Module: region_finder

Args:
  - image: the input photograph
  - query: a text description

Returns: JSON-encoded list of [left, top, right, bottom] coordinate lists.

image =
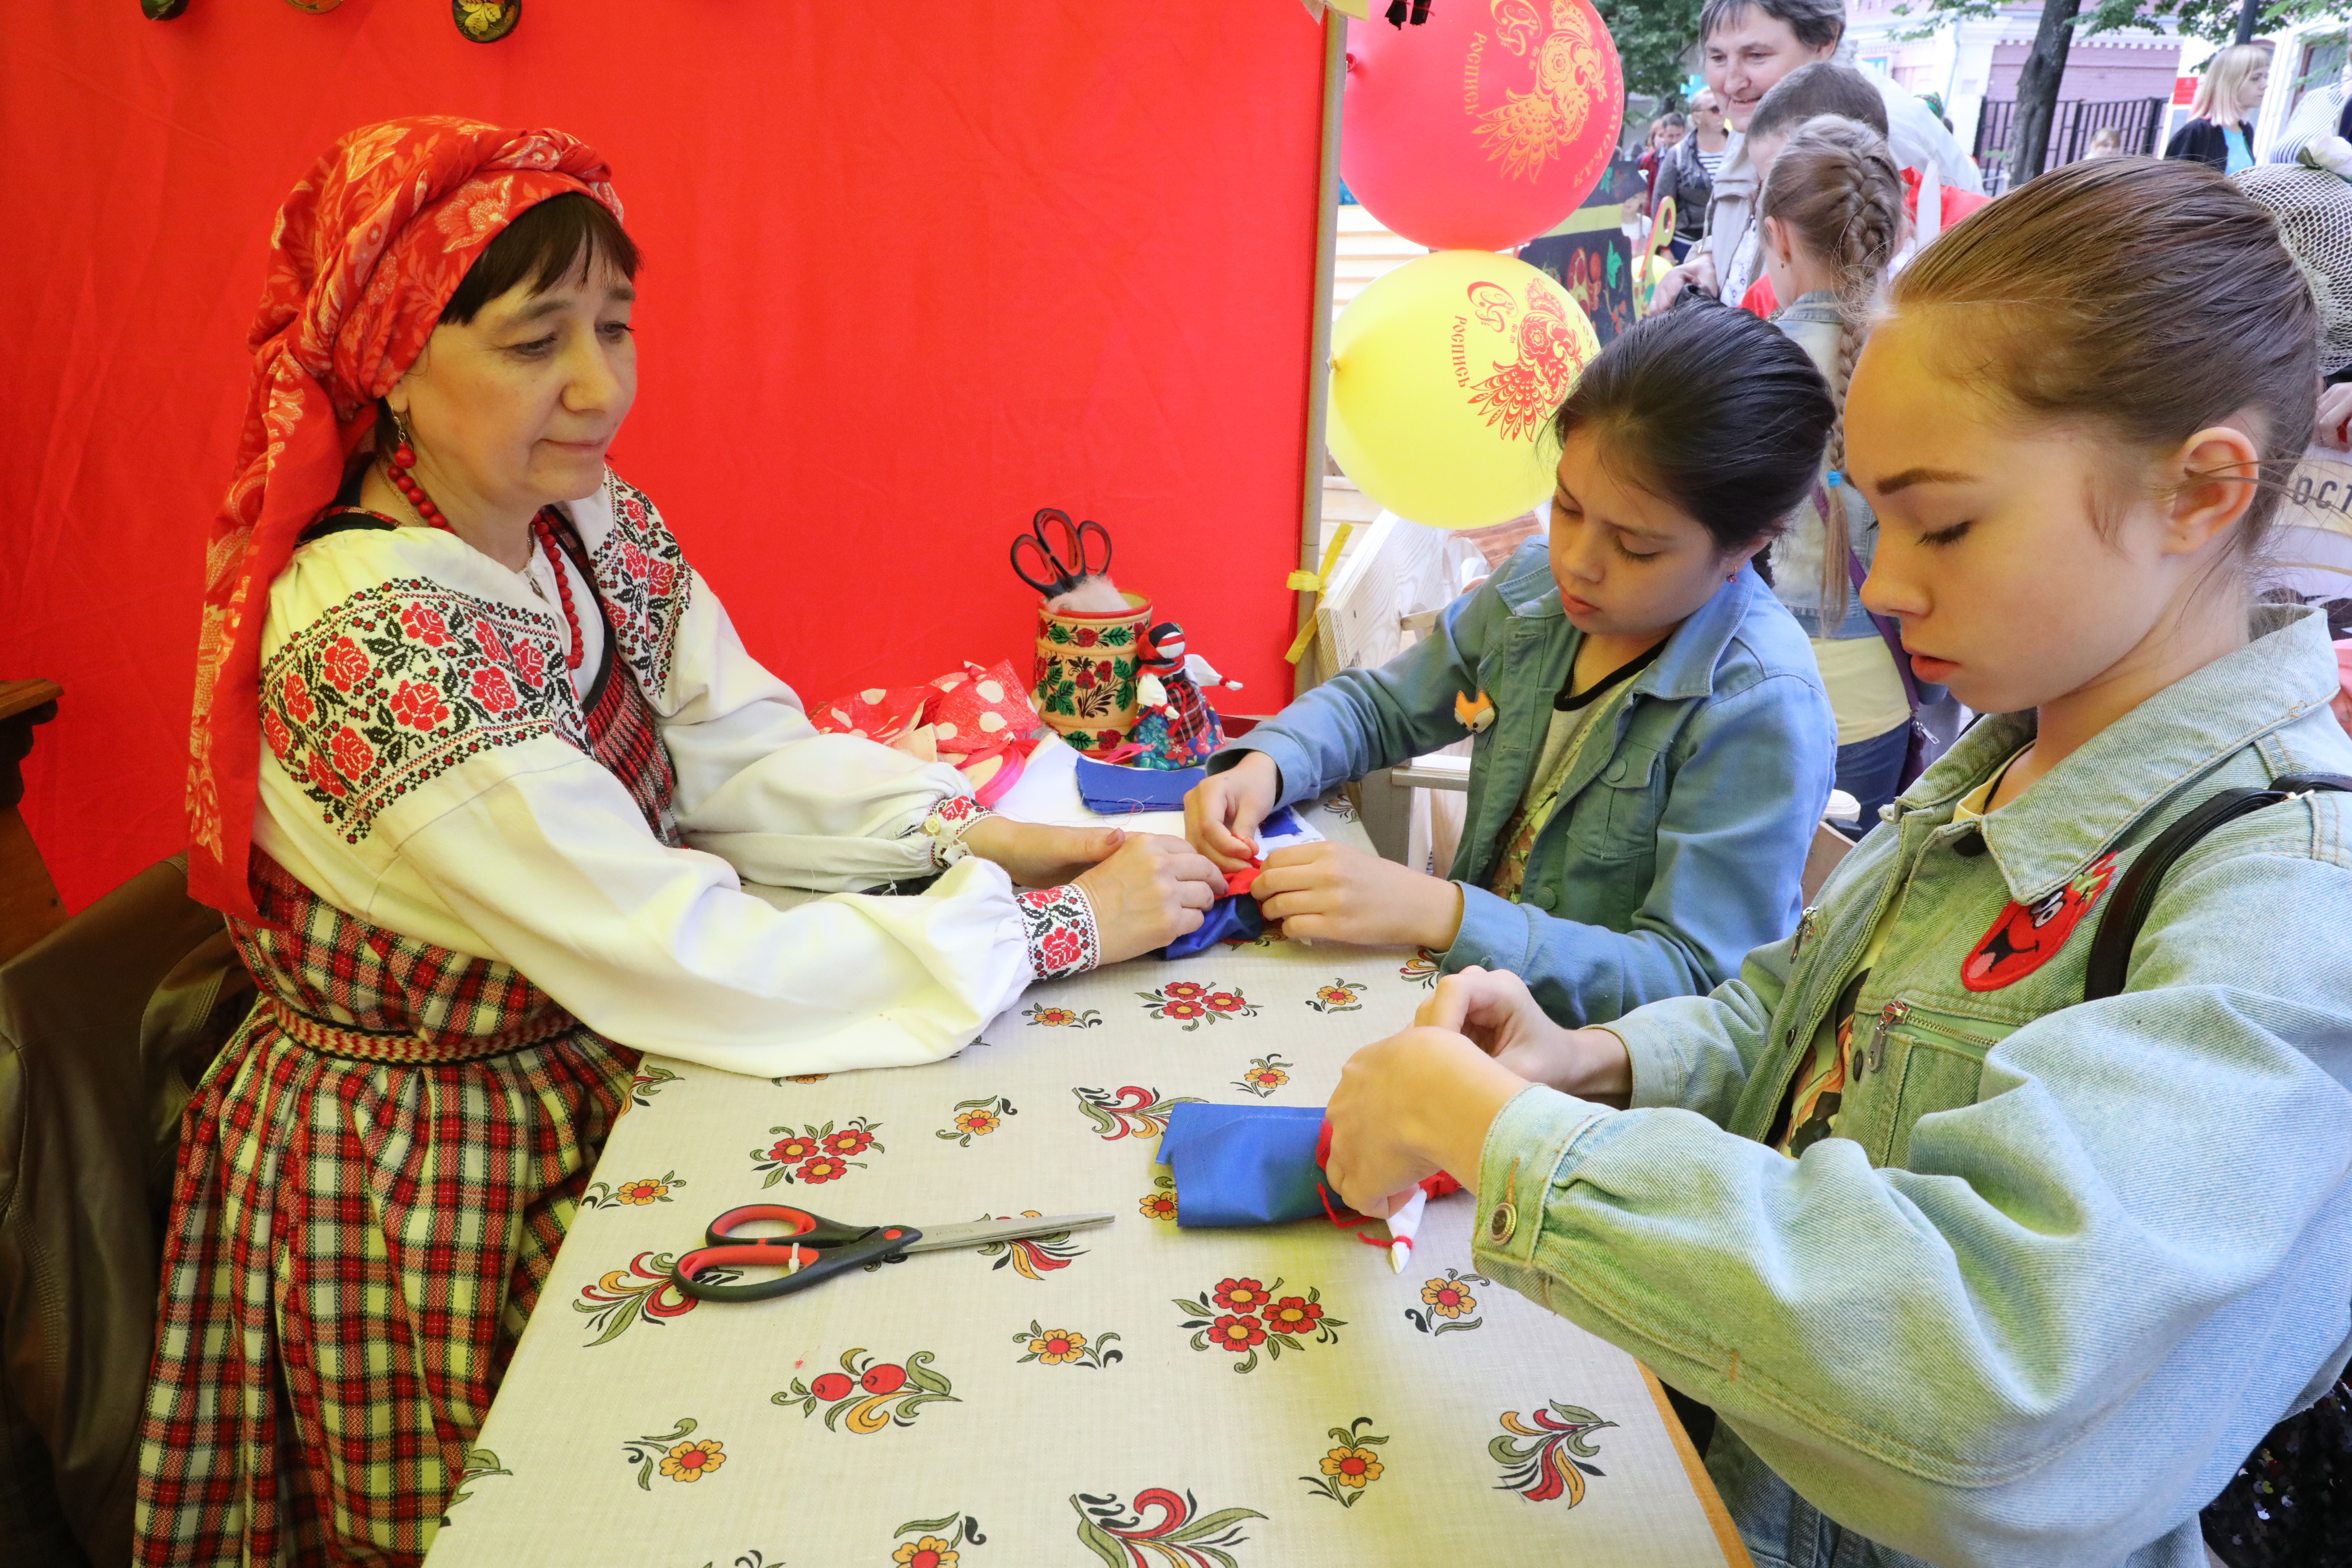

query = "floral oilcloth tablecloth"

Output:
[[425, 810, 1750, 1568]]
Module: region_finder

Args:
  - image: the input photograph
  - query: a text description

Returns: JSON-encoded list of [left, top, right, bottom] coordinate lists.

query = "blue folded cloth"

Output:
[[1158, 1103, 1329, 1228], [1074, 756, 1201, 813], [1161, 890, 1265, 959]]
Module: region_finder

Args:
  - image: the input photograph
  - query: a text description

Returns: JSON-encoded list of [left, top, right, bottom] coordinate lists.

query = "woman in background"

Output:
[[2167, 43, 2271, 172]]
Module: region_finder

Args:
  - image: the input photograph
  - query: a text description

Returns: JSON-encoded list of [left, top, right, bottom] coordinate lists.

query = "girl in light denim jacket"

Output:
[[1184, 308, 1839, 1027], [1757, 115, 1924, 828], [1323, 159, 2352, 1568]]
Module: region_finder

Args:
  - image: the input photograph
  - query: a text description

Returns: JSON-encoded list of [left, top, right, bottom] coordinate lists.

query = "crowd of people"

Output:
[[114, 4, 2352, 1567]]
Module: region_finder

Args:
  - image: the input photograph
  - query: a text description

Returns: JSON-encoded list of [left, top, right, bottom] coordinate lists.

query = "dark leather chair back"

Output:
[[0, 855, 253, 1567]]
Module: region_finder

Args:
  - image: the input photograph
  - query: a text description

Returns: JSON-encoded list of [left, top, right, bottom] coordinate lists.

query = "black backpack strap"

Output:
[[2082, 772, 2352, 1001], [298, 507, 400, 545]]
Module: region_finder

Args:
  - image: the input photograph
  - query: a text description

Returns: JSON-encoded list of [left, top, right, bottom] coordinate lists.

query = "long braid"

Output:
[[1759, 116, 1904, 621]]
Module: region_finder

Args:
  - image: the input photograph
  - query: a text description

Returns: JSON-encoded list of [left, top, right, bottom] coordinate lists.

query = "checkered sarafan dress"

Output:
[[137, 537, 674, 1568]]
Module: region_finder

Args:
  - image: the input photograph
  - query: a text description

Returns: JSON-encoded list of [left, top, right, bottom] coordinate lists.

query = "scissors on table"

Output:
[[1010, 506, 1114, 597], [670, 1203, 1116, 1302]]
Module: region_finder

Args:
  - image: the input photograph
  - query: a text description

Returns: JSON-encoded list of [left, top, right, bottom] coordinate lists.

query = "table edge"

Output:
[[1639, 1361, 1756, 1568]]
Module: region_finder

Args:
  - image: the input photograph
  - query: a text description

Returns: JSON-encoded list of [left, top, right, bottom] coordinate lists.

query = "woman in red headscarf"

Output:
[[145, 118, 1220, 1566]]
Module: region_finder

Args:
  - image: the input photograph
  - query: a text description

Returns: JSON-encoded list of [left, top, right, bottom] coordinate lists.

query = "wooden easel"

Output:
[[0, 679, 65, 965]]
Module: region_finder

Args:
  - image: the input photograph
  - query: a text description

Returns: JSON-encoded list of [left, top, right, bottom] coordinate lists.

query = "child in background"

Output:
[[1756, 116, 1917, 829], [1322, 156, 2352, 1568], [1184, 308, 1838, 1028]]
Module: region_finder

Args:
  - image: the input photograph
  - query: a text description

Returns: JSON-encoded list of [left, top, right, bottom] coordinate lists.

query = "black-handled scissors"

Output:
[[1010, 507, 1114, 597], [670, 1203, 1116, 1303]]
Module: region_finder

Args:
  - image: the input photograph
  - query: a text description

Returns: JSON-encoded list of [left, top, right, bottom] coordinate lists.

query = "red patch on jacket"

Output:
[[1961, 853, 2118, 991]]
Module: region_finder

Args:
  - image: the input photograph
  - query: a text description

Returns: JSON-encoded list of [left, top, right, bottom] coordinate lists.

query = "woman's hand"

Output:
[[1419, 968, 1633, 1107], [1074, 832, 1226, 966], [1645, 249, 1715, 314], [1184, 752, 1281, 872], [960, 817, 1124, 888], [1321, 1026, 1528, 1218], [1252, 842, 1465, 950], [2316, 383, 2352, 451]]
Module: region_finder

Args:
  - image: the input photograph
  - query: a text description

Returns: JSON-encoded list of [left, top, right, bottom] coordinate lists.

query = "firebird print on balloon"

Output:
[[1462, 281, 1591, 442], [773, 1348, 959, 1433], [1069, 1488, 1264, 1568], [1962, 851, 2117, 991], [1491, 1400, 1618, 1505], [1174, 1277, 1348, 1374], [1476, 0, 1612, 182], [1073, 1084, 1203, 1141]]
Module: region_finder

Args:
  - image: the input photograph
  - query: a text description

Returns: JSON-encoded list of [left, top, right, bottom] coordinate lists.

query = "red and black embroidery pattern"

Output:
[[591, 475, 693, 707], [260, 577, 576, 842], [1019, 884, 1100, 982], [1962, 852, 2117, 991]]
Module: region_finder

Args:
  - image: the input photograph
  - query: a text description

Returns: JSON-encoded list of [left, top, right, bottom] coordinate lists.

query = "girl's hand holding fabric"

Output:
[[1323, 1027, 1528, 1217], [2316, 383, 2352, 451], [1419, 967, 1633, 1108], [1184, 751, 1280, 871], [1073, 832, 1225, 965], [961, 817, 1128, 887], [1252, 841, 1466, 950]]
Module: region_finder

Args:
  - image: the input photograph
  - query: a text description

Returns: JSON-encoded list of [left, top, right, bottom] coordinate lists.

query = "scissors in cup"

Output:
[[1009, 506, 1114, 597], [670, 1203, 1116, 1302]]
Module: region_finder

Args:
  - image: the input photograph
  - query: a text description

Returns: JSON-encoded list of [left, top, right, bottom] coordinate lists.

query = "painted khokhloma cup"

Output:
[[1033, 594, 1150, 755]]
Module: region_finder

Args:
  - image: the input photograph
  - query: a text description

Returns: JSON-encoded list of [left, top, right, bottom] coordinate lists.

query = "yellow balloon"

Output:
[[1328, 249, 1600, 530]]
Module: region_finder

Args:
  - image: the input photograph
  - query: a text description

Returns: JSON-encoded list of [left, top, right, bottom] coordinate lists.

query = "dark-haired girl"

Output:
[[1184, 307, 1839, 1025], [1325, 157, 2352, 1568]]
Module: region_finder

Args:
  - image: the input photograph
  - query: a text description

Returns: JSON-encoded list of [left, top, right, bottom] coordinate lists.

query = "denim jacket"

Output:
[[1769, 292, 1879, 642], [1468, 603, 2352, 1568], [1212, 540, 1836, 1025]]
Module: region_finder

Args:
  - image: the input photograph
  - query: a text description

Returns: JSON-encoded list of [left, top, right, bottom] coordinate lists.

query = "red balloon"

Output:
[[1342, 1, 1625, 253]]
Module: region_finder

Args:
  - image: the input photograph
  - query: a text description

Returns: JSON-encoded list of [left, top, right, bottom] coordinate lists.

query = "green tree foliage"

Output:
[[1888, 0, 2338, 47], [1598, 0, 1708, 104]]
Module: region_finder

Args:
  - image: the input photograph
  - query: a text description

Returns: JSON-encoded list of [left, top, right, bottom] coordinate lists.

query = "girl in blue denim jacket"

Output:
[[1324, 159, 2352, 1568], [1184, 308, 1840, 1027]]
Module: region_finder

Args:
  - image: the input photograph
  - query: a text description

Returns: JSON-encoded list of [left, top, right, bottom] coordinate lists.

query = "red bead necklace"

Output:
[[389, 438, 586, 671]]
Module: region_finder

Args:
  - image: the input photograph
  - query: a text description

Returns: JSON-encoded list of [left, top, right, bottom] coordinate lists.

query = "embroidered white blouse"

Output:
[[250, 471, 1096, 1075]]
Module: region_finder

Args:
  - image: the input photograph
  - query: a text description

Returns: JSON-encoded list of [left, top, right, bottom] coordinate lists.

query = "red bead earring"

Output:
[[386, 409, 450, 532]]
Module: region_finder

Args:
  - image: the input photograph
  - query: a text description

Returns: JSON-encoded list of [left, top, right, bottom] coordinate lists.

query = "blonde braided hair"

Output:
[[1759, 116, 1905, 622]]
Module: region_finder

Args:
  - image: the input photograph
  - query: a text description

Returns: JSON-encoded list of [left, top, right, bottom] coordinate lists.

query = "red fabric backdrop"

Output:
[[0, 2, 1322, 913]]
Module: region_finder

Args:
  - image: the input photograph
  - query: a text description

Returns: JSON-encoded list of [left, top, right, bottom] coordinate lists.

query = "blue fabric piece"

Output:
[[1160, 889, 1265, 959], [1074, 755, 1203, 813], [1258, 804, 1304, 839], [1159, 1103, 1328, 1228]]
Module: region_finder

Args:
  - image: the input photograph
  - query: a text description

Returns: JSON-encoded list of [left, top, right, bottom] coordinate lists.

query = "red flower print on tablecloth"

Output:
[[1301, 1417, 1390, 1508], [1013, 1319, 1123, 1370], [1398, 949, 1441, 988], [329, 726, 374, 779], [280, 671, 316, 723], [1407, 1268, 1491, 1337], [321, 636, 370, 692], [1177, 1277, 1346, 1373], [751, 1118, 883, 1188], [1139, 981, 1255, 1030], [1073, 1085, 1202, 1141], [1491, 1400, 1618, 1505], [622, 1064, 679, 1112], [936, 1095, 1016, 1147], [581, 1170, 685, 1210], [974, 1211, 1089, 1280], [1070, 1489, 1263, 1567], [1307, 979, 1367, 1014], [775, 1348, 958, 1433], [388, 679, 450, 731], [574, 1252, 724, 1347], [1023, 1003, 1101, 1028], [891, 1513, 984, 1567], [1232, 1055, 1292, 1099], [468, 665, 520, 715], [442, 1447, 511, 1517], [619, 1417, 724, 1489], [399, 602, 450, 646], [1139, 1173, 1178, 1222]]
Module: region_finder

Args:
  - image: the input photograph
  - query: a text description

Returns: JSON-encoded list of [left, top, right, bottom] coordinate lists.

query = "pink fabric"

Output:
[[810, 659, 1044, 802]]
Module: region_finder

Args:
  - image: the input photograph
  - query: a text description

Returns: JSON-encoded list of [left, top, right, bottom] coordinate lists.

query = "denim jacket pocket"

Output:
[[1589, 742, 1665, 860], [1870, 1002, 2015, 1169]]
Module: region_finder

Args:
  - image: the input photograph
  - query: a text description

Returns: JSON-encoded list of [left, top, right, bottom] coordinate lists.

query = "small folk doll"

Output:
[[1130, 622, 1236, 770]]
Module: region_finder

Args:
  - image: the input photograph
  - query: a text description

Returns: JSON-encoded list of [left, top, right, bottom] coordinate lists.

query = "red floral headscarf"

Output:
[[188, 116, 623, 919]]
